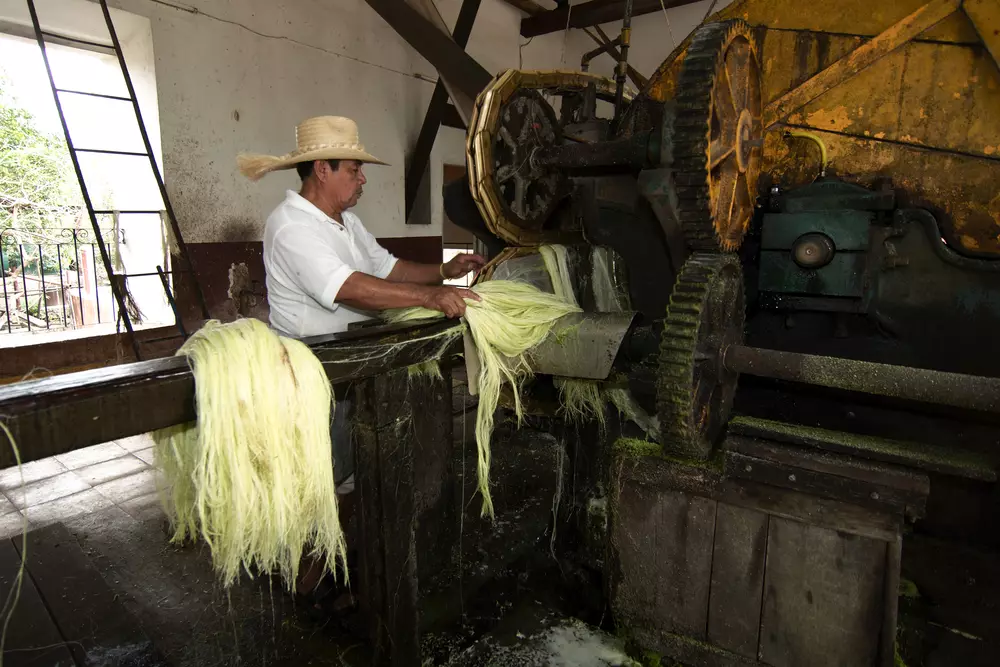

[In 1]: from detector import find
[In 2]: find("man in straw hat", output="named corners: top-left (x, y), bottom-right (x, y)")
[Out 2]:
top-left (238, 116), bottom-right (485, 614)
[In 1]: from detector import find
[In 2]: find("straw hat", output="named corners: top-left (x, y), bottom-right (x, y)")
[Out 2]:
top-left (237, 116), bottom-right (388, 181)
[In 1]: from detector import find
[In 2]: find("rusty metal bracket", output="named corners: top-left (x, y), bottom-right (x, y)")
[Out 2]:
top-left (762, 0), bottom-right (963, 129)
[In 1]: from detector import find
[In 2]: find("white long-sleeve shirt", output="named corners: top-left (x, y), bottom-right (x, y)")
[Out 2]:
top-left (263, 190), bottom-right (398, 338)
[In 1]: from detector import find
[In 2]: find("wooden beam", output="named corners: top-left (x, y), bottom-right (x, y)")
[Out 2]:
top-left (964, 0), bottom-right (1000, 72)
top-left (521, 0), bottom-right (702, 38)
top-left (0, 319), bottom-right (462, 468)
top-left (355, 369), bottom-right (422, 666)
top-left (441, 103), bottom-right (465, 129)
top-left (583, 25), bottom-right (648, 88)
top-left (403, 0), bottom-right (482, 223)
top-left (364, 0), bottom-right (491, 99)
top-left (762, 0), bottom-right (963, 128)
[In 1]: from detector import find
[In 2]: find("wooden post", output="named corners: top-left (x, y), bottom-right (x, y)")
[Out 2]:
top-left (354, 369), bottom-right (421, 666)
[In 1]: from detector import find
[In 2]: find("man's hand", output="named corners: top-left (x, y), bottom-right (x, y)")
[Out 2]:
top-left (421, 285), bottom-right (481, 318)
top-left (442, 253), bottom-right (486, 280)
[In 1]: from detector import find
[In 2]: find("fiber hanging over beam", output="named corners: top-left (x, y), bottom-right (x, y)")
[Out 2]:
top-left (153, 319), bottom-right (349, 590)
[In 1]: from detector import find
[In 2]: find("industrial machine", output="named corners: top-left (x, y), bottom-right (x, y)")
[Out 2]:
top-left (2, 1), bottom-right (997, 666)
top-left (441, 9), bottom-right (1000, 666)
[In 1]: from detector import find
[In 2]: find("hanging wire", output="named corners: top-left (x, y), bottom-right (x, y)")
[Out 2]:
top-left (658, 0), bottom-right (677, 50)
top-left (519, 35), bottom-right (534, 69)
top-left (701, 0), bottom-right (721, 23)
top-left (560, 3), bottom-right (574, 67)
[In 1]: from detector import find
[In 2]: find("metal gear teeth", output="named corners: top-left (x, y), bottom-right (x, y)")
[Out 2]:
top-left (671, 20), bottom-right (759, 253)
top-left (657, 253), bottom-right (739, 458)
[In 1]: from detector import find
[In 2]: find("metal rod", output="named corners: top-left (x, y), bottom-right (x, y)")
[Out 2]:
top-left (1, 240), bottom-right (10, 333)
top-left (17, 244), bottom-right (29, 332)
top-left (612, 0), bottom-right (634, 125)
top-left (72, 231), bottom-right (83, 326)
top-left (93, 209), bottom-right (162, 215)
top-left (27, 0), bottom-right (140, 357)
top-left (91, 243), bottom-right (100, 324)
top-left (38, 243), bottom-right (48, 328)
top-left (55, 88), bottom-right (132, 102)
top-left (581, 34), bottom-right (622, 70)
top-left (723, 345), bottom-right (1000, 413)
top-left (74, 148), bottom-right (148, 157)
top-left (532, 132), bottom-right (652, 170)
top-left (156, 264), bottom-right (186, 338)
top-left (56, 243), bottom-right (67, 325)
top-left (98, 0), bottom-right (210, 320)
top-left (38, 30), bottom-right (114, 52)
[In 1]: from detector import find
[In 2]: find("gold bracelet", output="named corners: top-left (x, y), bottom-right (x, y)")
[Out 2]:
top-left (439, 263), bottom-right (447, 279)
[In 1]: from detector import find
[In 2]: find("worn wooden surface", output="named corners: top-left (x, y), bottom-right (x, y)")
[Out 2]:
top-left (0, 538), bottom-right (77, 667)
top-left (0, 319), bottom-right (462, 468)
top-left (12, 522), bottom-right (166, 666)
top-left (759, 518), bottom-right (886, 667)
top-left (707, 504), bottom-right (768, 658)
top-left (725, 450), bottom-right (924, 516)
top-left (612, 481), bottom-right (717, 639)
top-left (410, 368), bottom-right (456, 587)
top-left (354, 369), bottom-right (421, 667)
top-left (762, 0), bottom-right (962, 127)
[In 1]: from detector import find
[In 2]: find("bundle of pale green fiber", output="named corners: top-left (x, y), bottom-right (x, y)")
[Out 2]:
top-left (152, 319), bottom-right (347, 590)
top-left (387, 280), bottom-right (580, 517)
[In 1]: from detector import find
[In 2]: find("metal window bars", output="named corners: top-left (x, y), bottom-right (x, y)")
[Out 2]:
top-left (24, 0), bottom-right (209, 359)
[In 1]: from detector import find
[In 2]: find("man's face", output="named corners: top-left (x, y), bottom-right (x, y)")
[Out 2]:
top-left (320, 159), bottom-right (366, 211)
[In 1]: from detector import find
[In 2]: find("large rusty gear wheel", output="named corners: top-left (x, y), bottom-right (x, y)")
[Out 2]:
top-left (672, 20), bottom-right (763, 252)
top-left (658, 253), bottom-right (745, 459)
top-left (467, 70), bottom-right (633, 246)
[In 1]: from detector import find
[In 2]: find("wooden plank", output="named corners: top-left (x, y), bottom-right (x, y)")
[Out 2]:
top-left (720, 479), bottom-right (901, 543)
top-left (762, 0), bottom-right (963, 128)
top-left (411, 368), bottom-right (456, 584)
top-left (521, 0), bottom-right (703, 38)
top-left (354, 370), bottom-right (421, 667)
top-left (725, 451), bottom-right (923, 517)
top-left (964, 0), bottom-right (1000, 72)
top-left (354, 378), bottom-right (389, 662)
top-left (0, 538), bottom-right (77, 667)
top-left (13, 523), bottom-right (166, 666)
top-left (363, 0), bottom-right (491, 99)
top-left (614, 449), bottom-right (901, 542)
top-left (0, 318), bottom-right (462, 468)
top-left (707, 504), bottom-right (768, 658)
top-left (759, 518), bottom-right (887, 667)
top-left (879, 534), bottom-right (903, 667)
top-left (611, 481), bottom-right (716, 639)
top-left (729, 436), bottom-right (930, 498)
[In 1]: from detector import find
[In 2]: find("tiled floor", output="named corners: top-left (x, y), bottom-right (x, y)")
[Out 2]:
top-left (0, 433), bottom-right (163, 538)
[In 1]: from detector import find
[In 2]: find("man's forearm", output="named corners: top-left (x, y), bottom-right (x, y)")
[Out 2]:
top-left (386, 259), bottom-right (442, 285)
top-left (336, 271), bottom-right (431, 311)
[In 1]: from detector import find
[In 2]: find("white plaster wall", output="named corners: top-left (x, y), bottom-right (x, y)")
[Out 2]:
top-left (109, 0), bottom-right (566, 243)
top-left (4, 0), bottom-right (734, 245)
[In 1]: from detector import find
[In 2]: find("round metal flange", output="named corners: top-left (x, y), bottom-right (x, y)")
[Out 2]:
top-left (658, 253), bottom-right (745, 459)
top-left (466, 70), bottom-right (633, 247)
top-left (672, 20), bottom-right (763, 252)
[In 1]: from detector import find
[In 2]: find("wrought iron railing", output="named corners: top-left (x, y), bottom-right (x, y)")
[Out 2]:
top-left (0, 226), bottom-right (124, 333)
